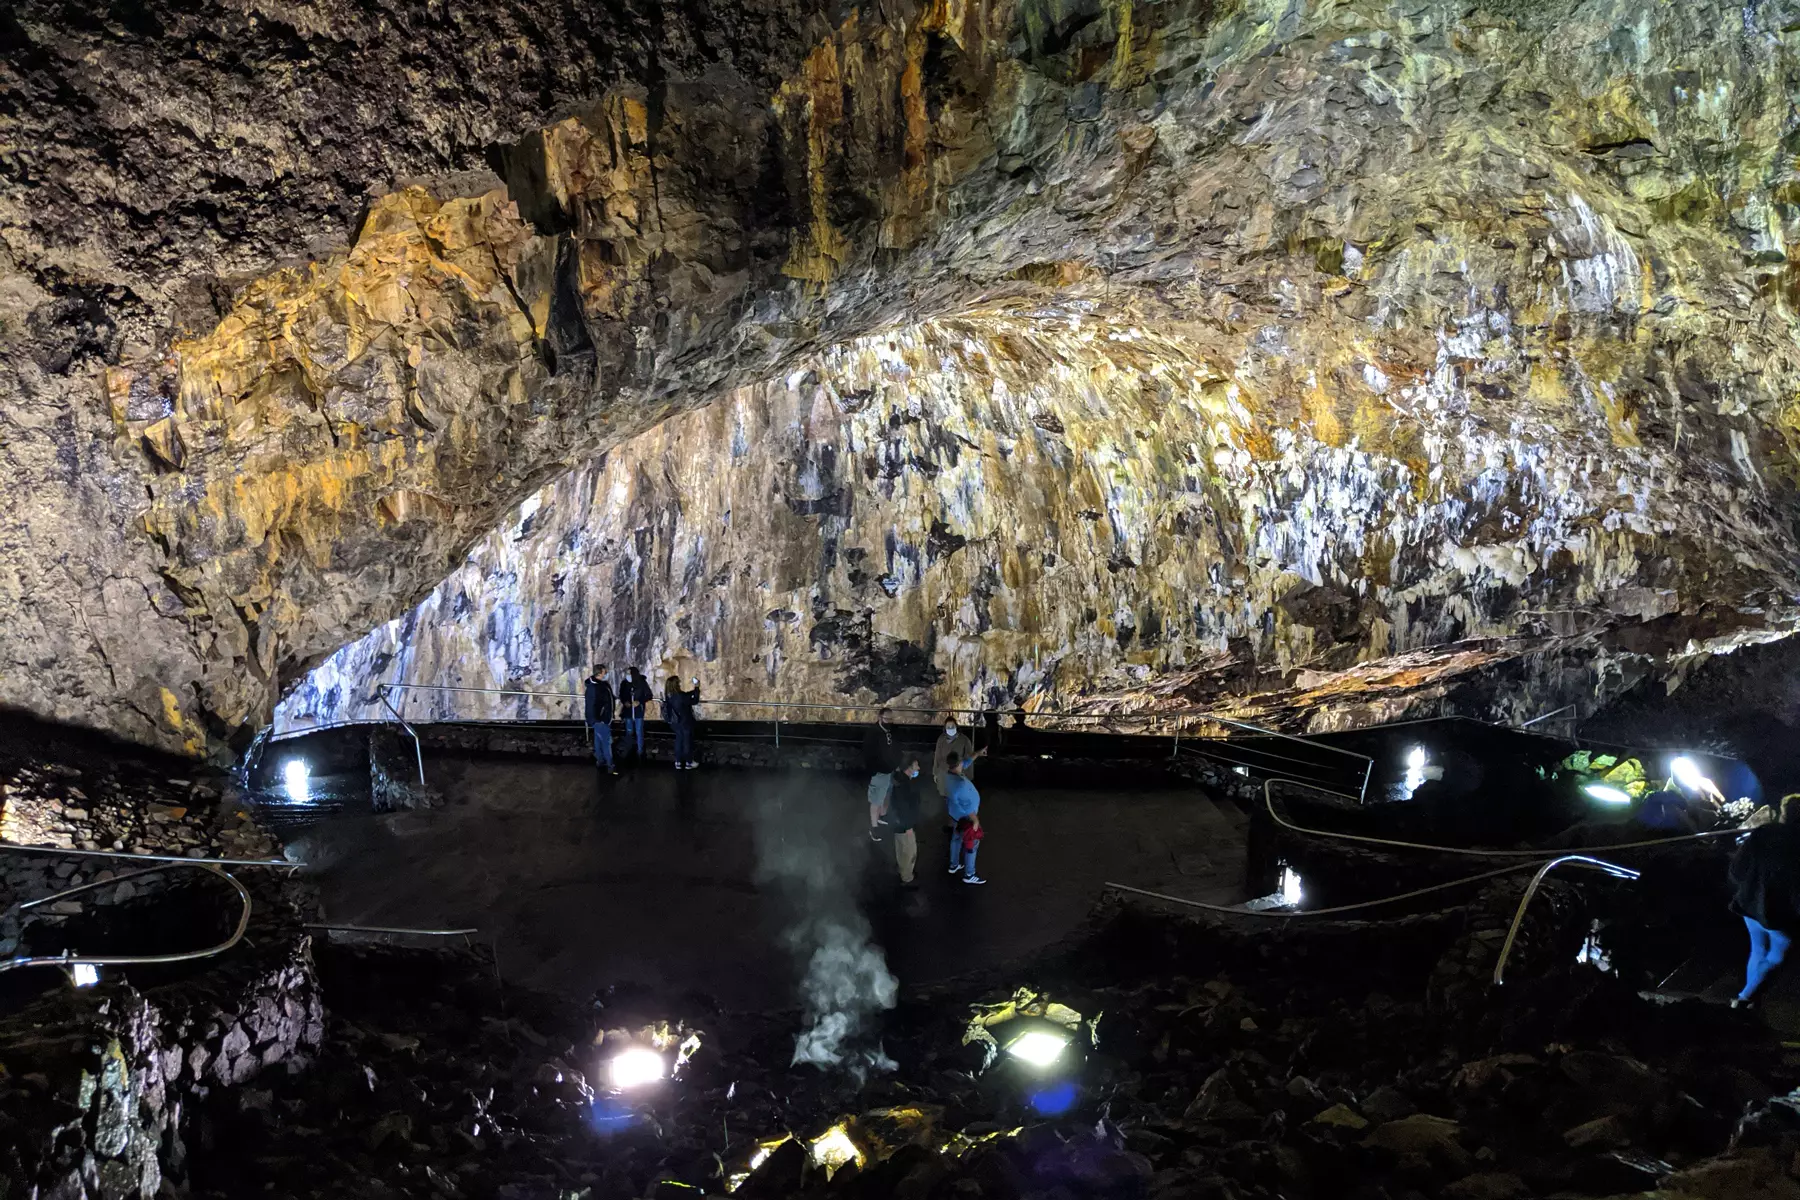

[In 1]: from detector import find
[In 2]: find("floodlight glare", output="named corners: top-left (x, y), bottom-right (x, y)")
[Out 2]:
top-left (606, 1047), bottom-right (666, 1090)
top-left (1670, 756), bottom-right (1706, 790)
top-left (1279, 866), bottom-right (1304, 905)
top-left (1005, 1028), bottom-right (1071, 1069)
top-left (1406, 746), bottom-right (1427, 770)
top-left (70, 963), bottom-right (99, 988)
top-left (1583, 784), bottom-right (1632, 805)
top-left (282, 759), bottom-right (311, 804)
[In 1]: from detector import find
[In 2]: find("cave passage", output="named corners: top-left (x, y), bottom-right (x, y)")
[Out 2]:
top-left (276, 753), bottom-right (1249, 1007)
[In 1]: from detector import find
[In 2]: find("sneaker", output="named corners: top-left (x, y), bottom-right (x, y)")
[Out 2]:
top-left (900, 880), bottom-right (919, 890)
top-left (868, 830), bottom-right (883, 843)
top-left (687, 761), bottom-right (700, 769)
top-left (673, 762), bottom-right (685, 771)
top-left (609, 768), bottom-right (619, 776)
top-left (948, 864), bottom-right (962, 875)
top-left (962, 875), bottom-right (987, 885)
top-left (877, 817), bottom-right (891, 826)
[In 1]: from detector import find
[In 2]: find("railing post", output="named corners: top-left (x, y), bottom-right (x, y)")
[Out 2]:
top-left (774, 715), bottom-right (781, 749)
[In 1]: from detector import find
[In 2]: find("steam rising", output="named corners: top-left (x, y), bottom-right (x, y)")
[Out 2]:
top-left (753, 785), bottom-right (898, 1078)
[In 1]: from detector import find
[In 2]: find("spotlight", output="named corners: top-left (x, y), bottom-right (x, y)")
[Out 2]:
top-left (1406, 746), bottom-right (1427, 770)
top-left (1583, 783), bottom-right (1632, 805)
top-left (282, 759), bottom-right (311, 804)
top-left (1004, 1028), bottom-right (1071, 1069)
top-left (1670, 756), bottom-right (1707, 790)
top-left (1279, 865), bottom-right (1304, 905)
top-left (70, 963), bottom-right (99, 988)
top-left (606, 1047), bottom-right (666, 1090)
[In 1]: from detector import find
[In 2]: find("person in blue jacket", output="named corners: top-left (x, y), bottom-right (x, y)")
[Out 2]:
top-left (582, 666), bottom-right (617, 775)
top-left (944, 749), bottom-right (986, 885)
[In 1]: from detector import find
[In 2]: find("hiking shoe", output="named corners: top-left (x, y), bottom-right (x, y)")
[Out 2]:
top-left (962, 875), bottom-right (987, 885)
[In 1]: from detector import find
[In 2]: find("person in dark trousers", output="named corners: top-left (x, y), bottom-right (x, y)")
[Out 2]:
top-left (864, 707), bottom-right (899, 775)
top-left (664, 675), bottom-right (702, 769)
top-left (1730, 795), bottom-right (1800, 1005)
top-left (583, 666), bottom-right (617, 774)
top-left (944, 749), bottom-right (985, 885)
top-left (887, 757), bottom-right (923, 887)
top-left (621, 667), bottom-right (651, 761)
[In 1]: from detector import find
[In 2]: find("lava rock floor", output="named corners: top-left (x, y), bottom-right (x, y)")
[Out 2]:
top-left (185, 900), bottom-right (1800, 1200)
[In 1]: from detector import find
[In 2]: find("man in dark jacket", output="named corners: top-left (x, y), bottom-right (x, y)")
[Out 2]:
top-left (863, 707), bottom-right (899, 775)
top-left (886, 757), bottom-right (923, 888)
top-left (664, 675), bottom-right (702, 769)
top-left (583, 667), bottom-right (617, 774)
top-left (1729, 795), bottom-right (1800, 1003)
top-left (620, 667), bottom-right (652, 762)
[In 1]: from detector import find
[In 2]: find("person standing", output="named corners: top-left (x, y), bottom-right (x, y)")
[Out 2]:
top-left (664, 675), bottom-right (702, 769)
top-left (932, 716), bottom-right (977, 800)
top-left (1729, 795), bottom-right (1800, 1005)
top-left (621, 667), bottom-right (651, 761)
top-left (583, 666), bottom-right (617, 775)
top-left (945, 750), bottom-right (986, 885)
top-left (864, 707), bottom-right (899, 775)
top-left (888, 757), bottom-right (923, 888)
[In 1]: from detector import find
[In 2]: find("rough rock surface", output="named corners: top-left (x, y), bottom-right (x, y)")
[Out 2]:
top-left (8, 0), bottom-right (1800, 751)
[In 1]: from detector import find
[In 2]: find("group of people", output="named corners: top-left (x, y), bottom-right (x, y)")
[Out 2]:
top-left (582, 666), bottom-right (702, 774)
top-left (863, 709), bottom-right (992, 887)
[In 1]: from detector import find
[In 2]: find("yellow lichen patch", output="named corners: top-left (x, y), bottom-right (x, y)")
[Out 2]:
top-left (159, 687), bottom-right (206, 758)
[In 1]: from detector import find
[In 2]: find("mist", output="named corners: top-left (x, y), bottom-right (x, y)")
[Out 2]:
top-left (751, 780), bottom-right (898, 1079)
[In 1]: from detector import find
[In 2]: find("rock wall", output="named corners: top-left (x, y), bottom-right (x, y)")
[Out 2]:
top-left (8, 0), bottom-right (1800, 750)
top-left (281, 303), bottom-right (1798, 729)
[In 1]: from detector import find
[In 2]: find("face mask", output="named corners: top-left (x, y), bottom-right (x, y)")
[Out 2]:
top-left (944, 725), bottom-right (957, 737)
top-left (906, 766), bottom-right (919, 778)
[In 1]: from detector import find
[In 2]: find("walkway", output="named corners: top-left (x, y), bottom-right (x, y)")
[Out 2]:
top-left (282, 755), bottom-right (1247, 1008)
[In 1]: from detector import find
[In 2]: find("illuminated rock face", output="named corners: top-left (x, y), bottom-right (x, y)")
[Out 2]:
top-left (6, 0), bottom-right (1800, 750)
top-left (281, 307), bottom-right (1792, 731)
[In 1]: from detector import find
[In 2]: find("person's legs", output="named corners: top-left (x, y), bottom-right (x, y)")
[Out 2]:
top-left (962, 839), bottom-right (981, 880)
top-left (1742, 915), bottom-right (1783, 1000)
top-left (949, 823), bottom-right (963, 871)
top-left (590, 721), bottom-right (603, 764)
top-left (895, 829), bottom-right (916, 883)
top-left (674, 722), bottom-right (692, 764)
top-left (595, 722), bottom-right (614, 771)
top-left (630, 714), bottom-right (645, 756)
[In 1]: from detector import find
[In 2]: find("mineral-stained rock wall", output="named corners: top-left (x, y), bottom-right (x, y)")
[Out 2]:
top-left (9, 0), bottom-right (1800, 751)
top-left (279, 305), bottom-right (1798, 729)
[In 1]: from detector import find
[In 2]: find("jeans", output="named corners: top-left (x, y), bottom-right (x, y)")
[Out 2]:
top-left (625, 713), bottom-right (645, 756)
top-left (1742, 915), bottom-right (1792, 1000)
top-left (673, 722), bottom-right (694, 763)
top-left (589, 721), bottom-right (613, 770)
top-left (949, 824), bottom-right (979, 875)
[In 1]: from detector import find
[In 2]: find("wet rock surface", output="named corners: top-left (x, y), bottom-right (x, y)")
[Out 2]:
top-left (140, 902), bottom-right (1800, 1200)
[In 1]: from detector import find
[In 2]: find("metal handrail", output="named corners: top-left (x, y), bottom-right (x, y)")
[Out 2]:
top-left (284, 683), bottom-right (1373, 776)
top-left (1519, 704), bottom-right (1577, 728)
top-left (303, 922), bottom-right (477, 936)
top-left (1491, 855), bottom-right (1639, 985)
top-left (376, 684), bottom-right (427, 785)
top-left (0, 842), bottom-right (298, 868)
top-left (0, 862), bottom-right (253, 975)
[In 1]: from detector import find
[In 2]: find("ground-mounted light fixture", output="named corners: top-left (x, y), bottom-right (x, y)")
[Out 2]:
top-left (606, 1046), bottom-right (666, 1090)
top-left (1003, 1025), bottom-right (1072, 1069)
top-left (69, 962), bottom-right (99, 988)
top-left (594, 1019), bottom-right (702, 1097)
top-left (282, 759), bottom-right (311, 804)
top-left (1582, 783), bottom-right (1632, 805)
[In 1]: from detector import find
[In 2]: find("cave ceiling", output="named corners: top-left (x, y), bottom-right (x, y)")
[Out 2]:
top-left (5, 0), bottom-right (1800, 752)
